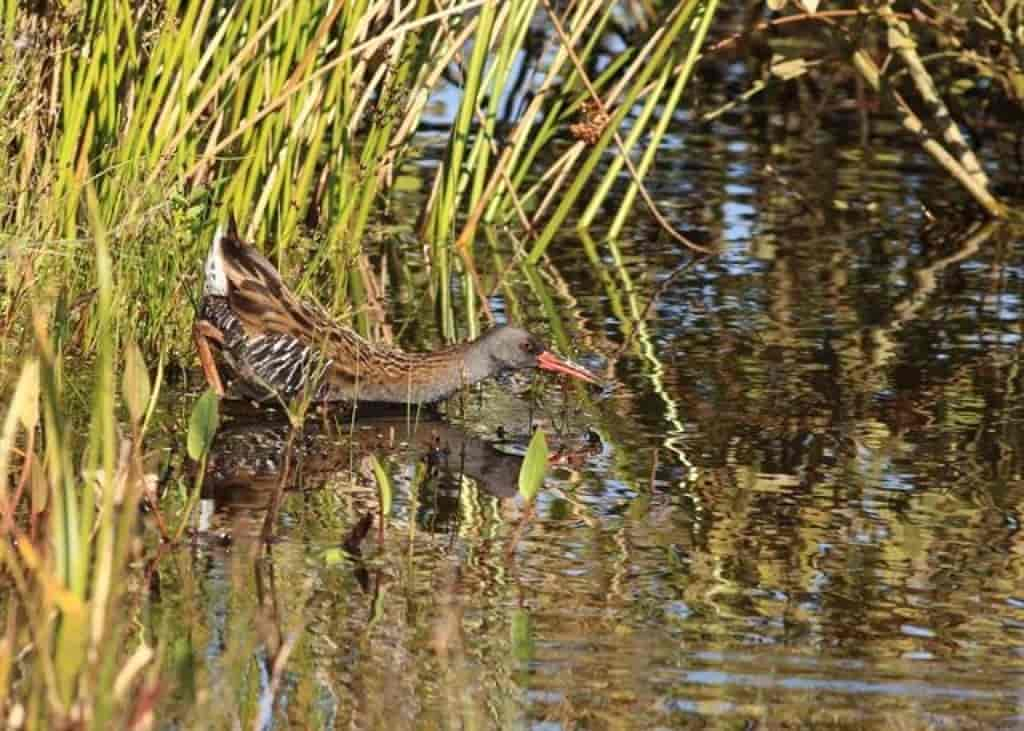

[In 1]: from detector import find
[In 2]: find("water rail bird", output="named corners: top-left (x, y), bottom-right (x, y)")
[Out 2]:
top-left (193, 218), bottom-right (599, 406)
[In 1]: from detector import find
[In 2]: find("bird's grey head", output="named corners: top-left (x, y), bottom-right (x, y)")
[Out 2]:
top-left (478, 326), bottom-right (547, 372)
top-left (468, 325), bottom-right (600, 386)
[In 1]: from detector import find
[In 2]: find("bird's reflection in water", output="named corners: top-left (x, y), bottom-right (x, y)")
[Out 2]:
top-left (200, 406), bottom-right (529, 537)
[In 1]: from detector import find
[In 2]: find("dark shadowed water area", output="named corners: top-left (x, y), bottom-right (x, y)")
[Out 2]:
top-left (138, 91), bottom-right (1024, 729)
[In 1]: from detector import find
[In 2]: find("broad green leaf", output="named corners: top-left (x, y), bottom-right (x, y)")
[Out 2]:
top-left (172, 635), bottom-right (196, 699)
top-left (369, 453), bottom-right (393, 517)
top-left (518, 429), bottom-right (549, 502)
top-left (187, 389), bottom-right (220, 461)
top-left (511, 608), bottom-right (534, 664)
top-left (122, 340), bottom-right (150, 426)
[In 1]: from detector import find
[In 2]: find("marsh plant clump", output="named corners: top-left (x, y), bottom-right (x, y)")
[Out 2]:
top-left (0, 0), bottom-right (1021, 727)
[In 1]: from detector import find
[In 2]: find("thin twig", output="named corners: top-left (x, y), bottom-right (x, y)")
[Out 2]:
top-left (851, 49), bottom-right (1005, 218)
top-left (708, 9), bottom-right (940, 54)
top-left (877, 2), bottom-right (990, 190)
top-left (252, 631), bottom-right (301, 731)
top-left (612, 254), bottom-right (705, 359)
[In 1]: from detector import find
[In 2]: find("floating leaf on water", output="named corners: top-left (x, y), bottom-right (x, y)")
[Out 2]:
top-left (122, 340), bottom-right (150, 426)
top-left (518, 428), bottom-right (549, 503)
top-left (187, 389), bottom-right (220, 461)
top-left (770, 56), bottom-right (810, 81)
top-left (322, 547), bottom-right (347, 566)
top-left (369, 453), bottom-right (393, 518)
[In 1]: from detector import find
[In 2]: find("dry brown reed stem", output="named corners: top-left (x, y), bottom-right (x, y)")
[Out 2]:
top-left (706, 9), bottom-right (940, 55)
top-left (603, 14), bottom-right (670, 107)
top-left (456, 106), bottom-right (536, 247)
top-left (253, 631), bottom-right (301, 731)
top-left (515, 150), bottom-right (577, 217)
top-left (285, 0), bottom-right (349, 93)
top-left (720, 2), bottom-right (1005, 218)
top-left (454, 144), bottom-right (526, 251)
top-left (877, 2), bottom-right (990, 190)
top-left (538, 0), bottom-right (716, 255)
top-left (655, 4), bottom-right (1007, 218)
top-left (610, 254), bottom-right (704, 361)
top-left (356, 252), bottom-right (394, 342)
top-left (851, 49), bottom-right (1006, 218)
top-left (515, 6), bottom-right (662, 232)
top-left (504, 502), bottom-right (535, 560)
top-left (533, 147), bottom-right (584, 224)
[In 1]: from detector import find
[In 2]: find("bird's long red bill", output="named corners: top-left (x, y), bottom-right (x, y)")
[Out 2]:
top-left (537, 351), bottom-right (601, 385)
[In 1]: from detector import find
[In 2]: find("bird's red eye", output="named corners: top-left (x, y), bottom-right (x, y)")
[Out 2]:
top-left (521, 341), bottom-right (534, 353)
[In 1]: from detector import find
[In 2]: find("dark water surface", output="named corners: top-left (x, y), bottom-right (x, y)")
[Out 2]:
top-left (149, 112), bottom-right (1024, 730)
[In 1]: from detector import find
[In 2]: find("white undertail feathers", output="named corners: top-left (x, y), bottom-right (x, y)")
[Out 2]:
top-left (204, 224), bottom-right (229, 297)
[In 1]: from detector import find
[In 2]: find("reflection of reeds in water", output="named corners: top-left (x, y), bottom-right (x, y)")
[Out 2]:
top-left (578, 229), bottom-right (700, 485)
